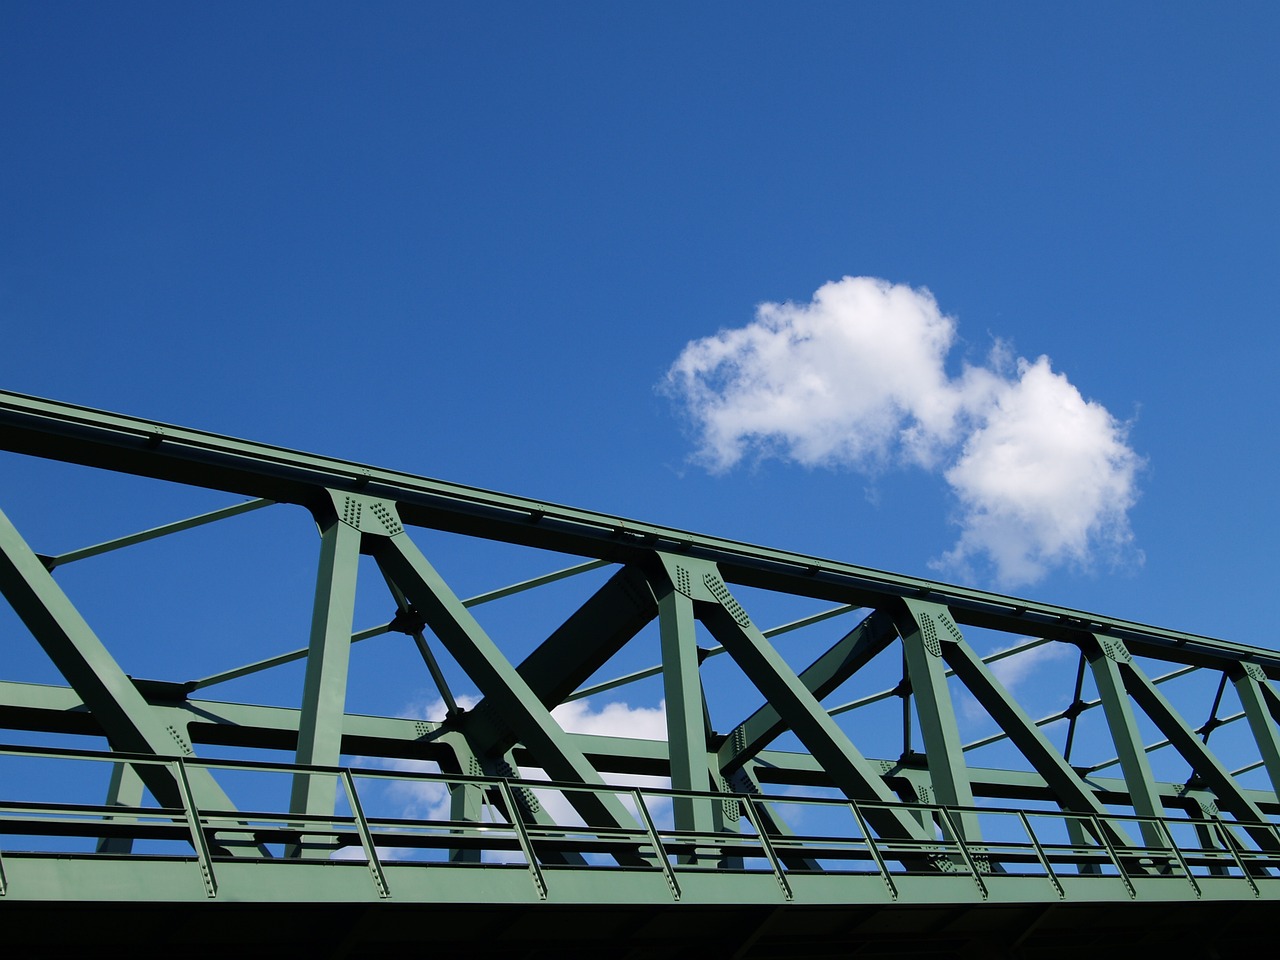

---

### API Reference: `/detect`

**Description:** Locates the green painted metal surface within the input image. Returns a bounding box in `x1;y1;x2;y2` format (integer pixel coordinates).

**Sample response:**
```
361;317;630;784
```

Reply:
2;391;1280;954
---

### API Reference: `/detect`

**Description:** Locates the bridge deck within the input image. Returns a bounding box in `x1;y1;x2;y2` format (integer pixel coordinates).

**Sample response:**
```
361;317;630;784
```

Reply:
2;392;1279;956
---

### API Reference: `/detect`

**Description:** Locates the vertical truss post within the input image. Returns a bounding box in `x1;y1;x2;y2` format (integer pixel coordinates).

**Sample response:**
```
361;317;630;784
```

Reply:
655;558;715;854
1231;665;1280;799
896;600;979;842
290;497;362;841
1087;635;1168;850
708;770;743;869
901;648;913;757
1192;816;1231;878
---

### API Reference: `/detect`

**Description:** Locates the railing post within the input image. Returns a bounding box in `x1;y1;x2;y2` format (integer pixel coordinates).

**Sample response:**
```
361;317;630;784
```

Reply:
743;796;793;902
1214;821;1261;897
632;788;681;901
1090;814;1136;899
1016;810;1064;900
497;779;547;900
938;806;987;900
1152;817;1200;899
340;769;390;898
171;758;217;898
848;800;897;901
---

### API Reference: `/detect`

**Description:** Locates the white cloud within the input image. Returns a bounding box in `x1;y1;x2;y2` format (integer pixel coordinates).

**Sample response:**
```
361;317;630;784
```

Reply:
663;276;1143;586
665;277;962;472
546;698;673;828
405;695;667;742
409;693;481;723
960;639;1077;725
551;697;668;741
987;640;1077;691
375;696;672;838
938;357;1143;585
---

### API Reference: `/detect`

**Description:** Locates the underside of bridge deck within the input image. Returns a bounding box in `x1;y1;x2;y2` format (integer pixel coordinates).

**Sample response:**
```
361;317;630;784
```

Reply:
5;899;1275;958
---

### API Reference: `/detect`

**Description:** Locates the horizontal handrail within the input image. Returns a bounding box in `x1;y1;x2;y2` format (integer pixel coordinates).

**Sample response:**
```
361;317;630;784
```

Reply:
2;740;1279;895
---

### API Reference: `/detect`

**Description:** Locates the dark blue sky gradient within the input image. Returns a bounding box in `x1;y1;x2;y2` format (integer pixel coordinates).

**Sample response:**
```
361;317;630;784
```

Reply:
3;2;1278;647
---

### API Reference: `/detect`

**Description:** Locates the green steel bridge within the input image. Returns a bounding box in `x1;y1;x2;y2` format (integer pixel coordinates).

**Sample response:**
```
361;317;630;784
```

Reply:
0;391;1277;957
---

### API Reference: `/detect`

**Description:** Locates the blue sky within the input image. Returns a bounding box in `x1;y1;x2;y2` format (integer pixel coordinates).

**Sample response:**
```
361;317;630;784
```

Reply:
2;3;1279;794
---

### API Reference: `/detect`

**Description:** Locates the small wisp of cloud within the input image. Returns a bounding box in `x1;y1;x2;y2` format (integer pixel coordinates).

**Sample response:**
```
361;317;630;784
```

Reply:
372;696;672;835
662;277;1144;587
551;697;667;740
958;639;1078;726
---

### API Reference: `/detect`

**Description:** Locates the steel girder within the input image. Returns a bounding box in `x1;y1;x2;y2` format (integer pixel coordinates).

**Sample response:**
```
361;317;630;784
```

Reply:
2;390;1280;942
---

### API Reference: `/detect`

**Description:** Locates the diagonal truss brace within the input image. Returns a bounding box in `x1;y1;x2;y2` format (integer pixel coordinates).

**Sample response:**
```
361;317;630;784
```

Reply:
466;565;658;759
718;607;897;774
665;556;932;845
941;630;1134;848
0;504;252;849
369;513;643;842
1115;648;1279;852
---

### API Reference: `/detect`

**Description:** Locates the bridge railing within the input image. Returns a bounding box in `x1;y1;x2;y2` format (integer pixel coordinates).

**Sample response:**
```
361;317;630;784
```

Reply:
1;741;1277;902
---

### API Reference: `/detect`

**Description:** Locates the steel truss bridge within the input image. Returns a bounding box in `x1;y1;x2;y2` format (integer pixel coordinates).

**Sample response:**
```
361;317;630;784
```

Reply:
1;392;1278;957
